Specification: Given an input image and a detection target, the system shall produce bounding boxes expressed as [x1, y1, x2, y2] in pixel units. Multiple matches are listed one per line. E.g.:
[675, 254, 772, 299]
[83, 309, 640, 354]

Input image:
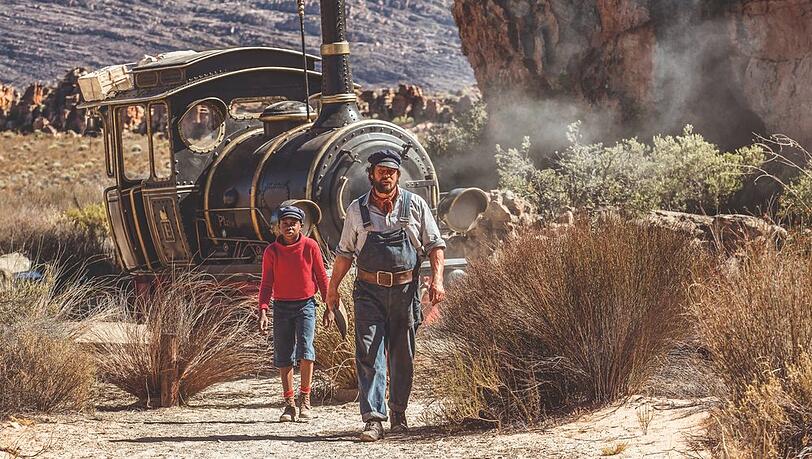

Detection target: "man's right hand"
[259, 309, 269, 334]
[325, 288, 341, 313]
[322, 307, 335, 329]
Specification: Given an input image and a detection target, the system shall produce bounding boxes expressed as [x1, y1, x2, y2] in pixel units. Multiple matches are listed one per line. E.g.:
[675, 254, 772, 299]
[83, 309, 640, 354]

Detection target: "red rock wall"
[453, 0, 812, 148]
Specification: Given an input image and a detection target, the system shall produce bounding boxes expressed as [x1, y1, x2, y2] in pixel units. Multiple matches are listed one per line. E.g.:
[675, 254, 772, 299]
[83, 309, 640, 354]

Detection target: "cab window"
[117, 104, 150, 181]
[149, 102, 172, 180]
[178, 99, 225, 153]
[229, 96, 287, 119]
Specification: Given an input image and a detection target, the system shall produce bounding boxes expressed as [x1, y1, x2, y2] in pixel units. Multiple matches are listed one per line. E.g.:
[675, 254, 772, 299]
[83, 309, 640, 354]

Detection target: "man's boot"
[359, 420, 385, 442]
[390, 411, 408, 433]
[279, 396, 297, 422]
[298, 391, 312, 421]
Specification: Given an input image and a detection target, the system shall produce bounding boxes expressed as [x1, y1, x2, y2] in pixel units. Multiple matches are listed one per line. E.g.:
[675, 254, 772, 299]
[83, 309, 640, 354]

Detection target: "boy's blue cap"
[368, 149, 401, 169]
[278, 205, 305, 222]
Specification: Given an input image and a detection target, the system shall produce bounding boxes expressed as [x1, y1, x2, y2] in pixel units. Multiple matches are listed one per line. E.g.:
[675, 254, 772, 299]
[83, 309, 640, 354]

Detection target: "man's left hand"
[429, 277, 445, 305]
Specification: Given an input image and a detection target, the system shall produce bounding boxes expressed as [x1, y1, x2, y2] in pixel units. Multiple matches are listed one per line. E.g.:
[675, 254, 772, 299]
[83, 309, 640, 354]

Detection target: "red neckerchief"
[370, 187, 398, 215]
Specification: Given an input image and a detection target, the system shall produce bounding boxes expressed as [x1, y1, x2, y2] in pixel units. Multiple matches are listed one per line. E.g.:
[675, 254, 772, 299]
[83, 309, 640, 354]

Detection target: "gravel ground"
[1, 375, 709, 459]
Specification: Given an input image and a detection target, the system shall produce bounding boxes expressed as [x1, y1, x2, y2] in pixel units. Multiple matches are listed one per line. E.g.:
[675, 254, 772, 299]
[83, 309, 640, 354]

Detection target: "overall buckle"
[376, 271, 394, 287]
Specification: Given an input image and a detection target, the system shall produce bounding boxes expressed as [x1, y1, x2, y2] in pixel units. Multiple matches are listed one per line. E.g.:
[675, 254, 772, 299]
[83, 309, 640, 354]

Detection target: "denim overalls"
[354, 190, 422, 422]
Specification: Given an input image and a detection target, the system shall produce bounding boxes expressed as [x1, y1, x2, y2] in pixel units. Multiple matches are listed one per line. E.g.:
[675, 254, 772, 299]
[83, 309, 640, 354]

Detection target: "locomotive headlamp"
[438, 188, 490, 233]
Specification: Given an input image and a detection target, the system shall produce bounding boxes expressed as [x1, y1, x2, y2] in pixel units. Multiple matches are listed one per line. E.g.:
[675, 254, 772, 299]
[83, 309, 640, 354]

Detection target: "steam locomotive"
[78, 0, 487, 285]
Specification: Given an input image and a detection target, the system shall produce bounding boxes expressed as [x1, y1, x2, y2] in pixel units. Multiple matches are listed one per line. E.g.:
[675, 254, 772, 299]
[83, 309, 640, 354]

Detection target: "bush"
[496, 123, 764, 218]
[0, 198, 117, 282]
[90, 273, 261, 406]
[0, 328, 95, 416]
[423, 101, 489, 189]
[0, 265, 102, 417]
[758, 136, 812, 224]
[428, 220, 701, 425]
[692, 242, 812, 457]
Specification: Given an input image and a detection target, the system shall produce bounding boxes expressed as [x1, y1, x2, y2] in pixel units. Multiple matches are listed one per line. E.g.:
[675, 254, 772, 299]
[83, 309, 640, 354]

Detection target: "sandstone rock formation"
[1, 68, 89, 135]
[644, 209, 787, 253]
[356, 84, 474, 123]
[445, 192, 787, 259]
[452, 0, 812, 149]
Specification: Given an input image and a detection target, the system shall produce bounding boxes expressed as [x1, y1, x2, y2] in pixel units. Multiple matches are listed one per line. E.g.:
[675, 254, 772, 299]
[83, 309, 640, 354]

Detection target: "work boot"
[390, 411, 408, 433]
[279, 396, 297, 422]
[359, 420, 385, 442]
[298, 392, 312, 421]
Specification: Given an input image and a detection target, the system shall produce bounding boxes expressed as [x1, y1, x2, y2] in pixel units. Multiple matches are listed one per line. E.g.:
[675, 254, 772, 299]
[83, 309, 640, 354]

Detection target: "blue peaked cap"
[368, 149, 401, 169]
[278, 205, 305, 222]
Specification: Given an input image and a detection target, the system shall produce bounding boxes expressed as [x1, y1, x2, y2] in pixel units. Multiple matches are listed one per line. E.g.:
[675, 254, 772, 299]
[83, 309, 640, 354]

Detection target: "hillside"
[0, 0, 474, 92]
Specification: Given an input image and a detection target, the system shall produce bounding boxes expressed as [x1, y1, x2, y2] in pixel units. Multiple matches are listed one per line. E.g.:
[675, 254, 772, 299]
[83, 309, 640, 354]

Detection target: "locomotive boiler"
[79, 0, 487, 283]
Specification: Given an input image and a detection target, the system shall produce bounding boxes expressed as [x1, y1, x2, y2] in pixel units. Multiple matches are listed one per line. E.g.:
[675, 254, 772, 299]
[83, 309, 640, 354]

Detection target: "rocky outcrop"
[452, 0, 812, 149]
[445, 193, 787, 259]
[0, 69, 474, 135]
[357, 84, 479, 123]
[644, 210, 787, 253]
[1, 68, 90, 135]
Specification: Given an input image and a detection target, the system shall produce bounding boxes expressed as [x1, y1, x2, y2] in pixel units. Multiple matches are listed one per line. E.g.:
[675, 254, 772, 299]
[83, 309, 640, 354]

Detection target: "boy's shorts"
[272, 297, 317, 368]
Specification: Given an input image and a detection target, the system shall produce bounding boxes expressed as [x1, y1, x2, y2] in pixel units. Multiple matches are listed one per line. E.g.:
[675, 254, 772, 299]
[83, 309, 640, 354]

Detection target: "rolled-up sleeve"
[335, 202, 359, 259]
[418, 197, 446, 254]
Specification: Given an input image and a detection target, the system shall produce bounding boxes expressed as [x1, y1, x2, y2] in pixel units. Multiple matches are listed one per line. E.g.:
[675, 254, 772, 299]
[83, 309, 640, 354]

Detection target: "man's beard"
[370, 177, 396, 194]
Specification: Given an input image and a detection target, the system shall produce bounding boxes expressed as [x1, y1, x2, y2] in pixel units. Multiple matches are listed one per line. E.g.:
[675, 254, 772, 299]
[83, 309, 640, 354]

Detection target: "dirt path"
[1, 375, 709, 459]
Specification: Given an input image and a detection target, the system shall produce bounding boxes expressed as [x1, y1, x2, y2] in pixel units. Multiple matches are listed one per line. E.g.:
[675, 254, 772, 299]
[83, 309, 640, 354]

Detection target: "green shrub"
[495, 136, 567, 220]
[428, 220, 701, 425]
[780, 172, 812, 223]
[64, 202, 109, 243]
[424, 101, 489, 189]
[496, 123, 764, 218]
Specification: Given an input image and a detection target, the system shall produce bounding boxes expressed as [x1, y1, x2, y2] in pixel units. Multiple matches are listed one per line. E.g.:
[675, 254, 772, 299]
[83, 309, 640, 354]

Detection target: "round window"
[179, 99, 225, 153]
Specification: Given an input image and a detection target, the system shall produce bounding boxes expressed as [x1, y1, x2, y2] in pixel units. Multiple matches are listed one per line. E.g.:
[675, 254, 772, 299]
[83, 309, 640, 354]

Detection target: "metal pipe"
[297, 0, 311, 121]
[313, 0, 361, 129]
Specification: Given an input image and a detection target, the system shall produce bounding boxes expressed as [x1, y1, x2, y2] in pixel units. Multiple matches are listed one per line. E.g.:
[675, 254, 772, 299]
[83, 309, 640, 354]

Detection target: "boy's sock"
[283, 389, 295, 400]
[299, 386, 311, 395]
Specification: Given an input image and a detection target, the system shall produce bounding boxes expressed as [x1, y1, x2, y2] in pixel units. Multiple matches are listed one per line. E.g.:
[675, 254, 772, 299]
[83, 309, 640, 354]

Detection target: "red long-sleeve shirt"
[258, 236, 329, 310]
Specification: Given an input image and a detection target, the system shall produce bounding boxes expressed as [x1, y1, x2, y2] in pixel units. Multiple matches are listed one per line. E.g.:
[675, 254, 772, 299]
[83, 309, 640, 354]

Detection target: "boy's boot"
[298, 391, 312, 421]
[280, 395, 297, 422]
[359, 420, 385, 442]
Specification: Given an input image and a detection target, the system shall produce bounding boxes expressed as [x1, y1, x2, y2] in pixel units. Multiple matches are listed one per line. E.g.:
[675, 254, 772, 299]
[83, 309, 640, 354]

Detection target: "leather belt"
[357, 268, 414, 287]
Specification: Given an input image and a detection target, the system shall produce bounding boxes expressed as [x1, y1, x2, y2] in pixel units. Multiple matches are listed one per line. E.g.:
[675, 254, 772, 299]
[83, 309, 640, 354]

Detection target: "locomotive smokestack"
[314, 0, 361, 128]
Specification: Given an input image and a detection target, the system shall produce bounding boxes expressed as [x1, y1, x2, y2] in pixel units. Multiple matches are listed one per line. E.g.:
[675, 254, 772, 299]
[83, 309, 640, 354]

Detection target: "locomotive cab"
[80, 47, 324, 277]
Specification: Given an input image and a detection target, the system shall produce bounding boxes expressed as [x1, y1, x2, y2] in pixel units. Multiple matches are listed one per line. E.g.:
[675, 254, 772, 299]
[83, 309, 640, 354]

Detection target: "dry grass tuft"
[428, 219, 702, 425]
[600, 442, 628, 456]
[692, 239, 812, 457]
[636, 402, 655, 435]
[90, 272, 262, 406]
[313, 274, 357, 394]
[0, 265, 105, 417]
[0, 328, 95, 416]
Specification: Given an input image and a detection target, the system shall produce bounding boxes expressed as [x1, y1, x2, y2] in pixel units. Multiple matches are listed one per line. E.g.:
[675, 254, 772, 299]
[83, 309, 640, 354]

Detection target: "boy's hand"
[322, 307, 335, 329]
[259, 310, 269, 334]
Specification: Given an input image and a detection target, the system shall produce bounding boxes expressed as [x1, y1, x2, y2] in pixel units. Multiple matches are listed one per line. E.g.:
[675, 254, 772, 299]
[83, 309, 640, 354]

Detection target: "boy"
[258, 205, 329, 422]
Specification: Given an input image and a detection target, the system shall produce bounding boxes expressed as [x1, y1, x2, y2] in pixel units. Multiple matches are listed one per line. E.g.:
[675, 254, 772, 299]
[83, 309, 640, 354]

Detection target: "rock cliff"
[452, 0, 812, 149]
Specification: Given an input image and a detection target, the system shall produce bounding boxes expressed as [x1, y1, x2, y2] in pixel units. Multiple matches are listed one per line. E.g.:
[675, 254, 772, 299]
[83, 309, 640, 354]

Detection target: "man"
[325, 149, 446, 442]
[258, 205, 329, 422]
